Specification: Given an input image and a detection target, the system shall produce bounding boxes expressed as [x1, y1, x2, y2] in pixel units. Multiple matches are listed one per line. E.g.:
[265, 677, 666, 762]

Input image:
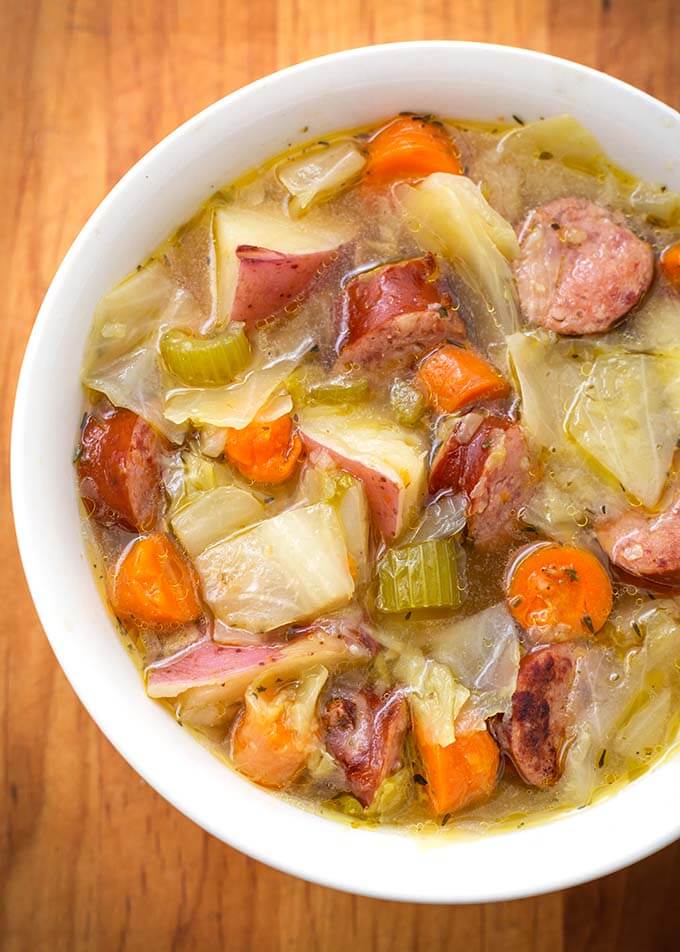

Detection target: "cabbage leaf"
[566, 352, 680, 507]
[171, 486, 265, 557]
[397, 173, 520, 363]
[497, 115, 607, 176]
[394, 648, 469, 747]
[278, 141, 366, 213]
[195, 503, 355, 632]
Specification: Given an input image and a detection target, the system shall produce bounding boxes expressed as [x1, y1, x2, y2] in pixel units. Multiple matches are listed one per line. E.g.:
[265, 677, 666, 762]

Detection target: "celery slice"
[287, 366, 369, 405]
[160, 323, 250, 386]
[308, 377, 369, 404]
[390, 379, 426, 426]
[377, 539, 461, 612]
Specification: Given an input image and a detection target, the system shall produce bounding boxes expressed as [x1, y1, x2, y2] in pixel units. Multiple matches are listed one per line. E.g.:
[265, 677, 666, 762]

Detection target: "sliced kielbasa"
[336, 253, 465, 369]
[514, 197, 654, 335]
[77, 407, 163, 532]
[597, 494, 680, 590]
[429, 415, 533, 547]
[500, 643, 583, 788]
[322, 686, 409, 806]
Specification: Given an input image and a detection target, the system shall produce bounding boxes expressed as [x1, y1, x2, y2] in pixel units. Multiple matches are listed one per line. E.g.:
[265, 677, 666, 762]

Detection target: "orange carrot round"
[416, 728, 500, 816]
[418, 344, 510, 413]
[364, 116, 463, 188]
[111, 533, 201, 627]
[507, 543, 613, 637]
[225, 414, 303, 485]
[661, 241, 680, 289]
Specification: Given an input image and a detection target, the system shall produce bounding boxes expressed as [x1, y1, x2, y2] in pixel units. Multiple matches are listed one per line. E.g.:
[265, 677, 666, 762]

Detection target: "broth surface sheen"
[76, 113, 680, 833]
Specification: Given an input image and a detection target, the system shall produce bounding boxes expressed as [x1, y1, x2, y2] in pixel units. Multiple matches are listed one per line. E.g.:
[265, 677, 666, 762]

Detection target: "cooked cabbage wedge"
[507, 331, 583, 450]
[195, 503, 355, 632]
[329, 767, 413, 822]
[394, 649, 469, 747]
[171, 486, 265, 557]
[287, 365, 369, 405]
[278, 141, 366, 214]
[164, 349, 304, 429]
[611, 688, 672, 763]
[82, 261, 203, 442]
[629, 181, 680, 227]
[377, 539, 462, 613]
[83, 261, 177, 365]
[424, 604, 520, 730]
[600, 292, 680, 356]
[566, 353, 680, 507]
[160, 324, 250, 387]
[497, 115, 607, 176]
[397, 173, 520, 363]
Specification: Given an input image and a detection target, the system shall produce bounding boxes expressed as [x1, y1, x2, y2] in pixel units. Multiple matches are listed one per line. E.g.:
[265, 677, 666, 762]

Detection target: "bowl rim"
[11, 40, 680, 904]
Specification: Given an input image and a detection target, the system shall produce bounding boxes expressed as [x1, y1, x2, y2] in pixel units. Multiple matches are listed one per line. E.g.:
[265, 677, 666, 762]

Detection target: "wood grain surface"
[2, 1, 680, 949]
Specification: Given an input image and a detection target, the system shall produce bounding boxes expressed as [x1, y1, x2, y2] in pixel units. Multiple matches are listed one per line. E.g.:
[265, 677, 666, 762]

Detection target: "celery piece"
[160, 323, 250, 386]
[377, 539, 461, 612]
[308, 376, 369, 404]
[287, 366, 369, 406]
[390, 379, 426, 426]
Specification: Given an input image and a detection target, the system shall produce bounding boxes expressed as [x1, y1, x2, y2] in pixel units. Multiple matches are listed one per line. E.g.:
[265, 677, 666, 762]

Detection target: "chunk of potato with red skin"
[77, 407, 164, 532]
[230, 245, 339, 327]
[336, 254, 465, 369]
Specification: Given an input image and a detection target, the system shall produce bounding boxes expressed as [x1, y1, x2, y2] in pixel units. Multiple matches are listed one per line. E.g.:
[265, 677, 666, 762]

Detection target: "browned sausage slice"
[77, 407, 163, 532]
[500, 643, 583, 788]
[336, 254, 465, 369]
[430, 415, 533, 546]
[322, 686, 409, 806]
[514, 197, 653, 335]
[597, 494, 680, 589]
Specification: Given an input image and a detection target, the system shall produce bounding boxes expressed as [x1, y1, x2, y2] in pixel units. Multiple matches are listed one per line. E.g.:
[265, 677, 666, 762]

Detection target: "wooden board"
[2, 1, 680, 949]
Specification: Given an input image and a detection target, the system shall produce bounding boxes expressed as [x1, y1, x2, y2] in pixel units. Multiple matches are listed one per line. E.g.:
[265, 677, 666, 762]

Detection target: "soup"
[75, 113, 680, 831]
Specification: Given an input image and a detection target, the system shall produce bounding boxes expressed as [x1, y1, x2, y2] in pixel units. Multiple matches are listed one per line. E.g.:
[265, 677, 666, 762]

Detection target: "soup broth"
[76, 113, 680, 832]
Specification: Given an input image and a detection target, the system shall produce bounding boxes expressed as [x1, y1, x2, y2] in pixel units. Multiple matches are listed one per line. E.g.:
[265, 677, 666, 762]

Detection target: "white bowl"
[12, 41, 680, 903]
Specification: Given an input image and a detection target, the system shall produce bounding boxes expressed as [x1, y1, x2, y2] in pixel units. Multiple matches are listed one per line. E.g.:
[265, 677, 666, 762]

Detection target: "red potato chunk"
[336, 253, 465, 369]
[298, 408, 427, 540]
[230, 245, 338, 327]
[514, 197, 654, 335]
[322, 686, 409, 806]
[146, 622, 376, 701]
[77, 407, 163, 533]
[430, 415, 533, 547]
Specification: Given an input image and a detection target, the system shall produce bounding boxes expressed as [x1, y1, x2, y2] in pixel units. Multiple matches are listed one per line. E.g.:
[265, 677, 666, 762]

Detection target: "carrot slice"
[418, 344, 510, 413]
[364, 116, 462, 188]
[112, 533, 201, 627]
[225, 414, 303, 485]
[661, 241, 680, 289]
[231, 692, 309, 789]
[507, 543, 613, 637]
[416, 727, 500, 816]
